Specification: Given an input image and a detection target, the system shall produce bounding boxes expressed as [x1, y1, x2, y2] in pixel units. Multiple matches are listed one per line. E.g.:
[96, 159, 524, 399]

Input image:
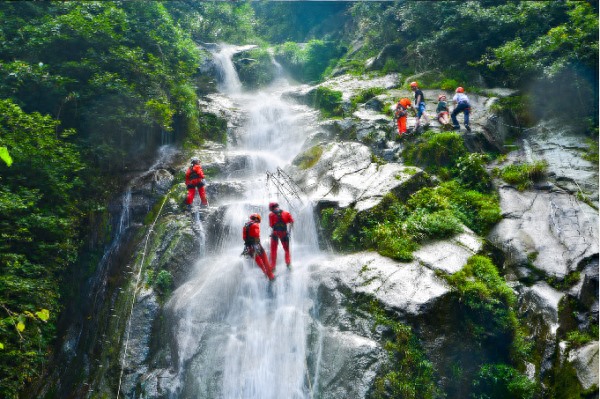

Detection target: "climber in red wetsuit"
[242, 213, 275, 280]
[185, 157, 208, 210]
[268, 202, 294, 270]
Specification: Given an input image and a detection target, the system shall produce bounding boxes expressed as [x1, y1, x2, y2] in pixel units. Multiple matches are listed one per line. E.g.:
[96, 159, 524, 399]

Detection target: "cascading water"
[163, 45, 324, 398]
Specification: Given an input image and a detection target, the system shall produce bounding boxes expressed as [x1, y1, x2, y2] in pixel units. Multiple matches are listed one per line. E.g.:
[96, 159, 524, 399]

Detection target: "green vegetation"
[293, 145, 324, 170]
[350, 87, 387, 110]
[404, 131, 468, 172]
[309, 86, 344, 118]
[471, 363, 537, 399]
[320, 180, 500, 261]
[493, 161, 548, 190]
[274, 40, 345, 83]
[0, 100, 83, 396]
[234, 47, 276, 89]
[348, 293, 441, 399]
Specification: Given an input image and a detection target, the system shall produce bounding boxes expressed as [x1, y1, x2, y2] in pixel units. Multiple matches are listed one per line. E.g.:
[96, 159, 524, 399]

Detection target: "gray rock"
[414, 228, 483, 274]
[488, 188, 598, 278]
[568, 341, 599, 390]
[315, 252, 450, 316]
[291, 142, 429, 210]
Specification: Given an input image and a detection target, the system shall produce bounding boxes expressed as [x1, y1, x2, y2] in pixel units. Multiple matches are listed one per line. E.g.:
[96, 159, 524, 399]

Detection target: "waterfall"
[211, 44, 244, 95]
[164, 45, 323, 398]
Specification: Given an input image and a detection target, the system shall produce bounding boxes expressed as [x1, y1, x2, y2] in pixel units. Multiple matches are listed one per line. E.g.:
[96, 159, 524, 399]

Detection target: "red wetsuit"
[243, 221, 274, 280]
[185, 164, 208, 206]
[269, 209, 294, 268]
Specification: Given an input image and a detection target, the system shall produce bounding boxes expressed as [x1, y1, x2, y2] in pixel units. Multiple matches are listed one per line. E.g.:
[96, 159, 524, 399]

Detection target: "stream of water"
[165, 44, 324, 399]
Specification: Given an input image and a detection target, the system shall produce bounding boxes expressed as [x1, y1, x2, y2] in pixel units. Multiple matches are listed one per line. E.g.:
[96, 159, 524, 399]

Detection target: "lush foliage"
[308, 86, 344, 118]
[404, 131, 468, 171]
[343, 1, 598, 125]
[274, 40, 345, 83]
[0, 100, 83, 396]
[471, 363, 537, 399]
[320, 179, 500, 261]
[493, 161, 548, 190]
[234, 47, 276, 89]
[349, 294, 441, 399]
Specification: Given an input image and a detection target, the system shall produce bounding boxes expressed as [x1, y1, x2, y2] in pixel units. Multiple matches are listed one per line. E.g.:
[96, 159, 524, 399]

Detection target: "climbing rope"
[116, 191, 171, 398]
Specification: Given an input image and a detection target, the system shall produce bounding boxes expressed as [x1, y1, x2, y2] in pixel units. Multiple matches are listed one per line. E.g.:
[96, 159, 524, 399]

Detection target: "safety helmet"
[250, 213, 261, 223]
[269, 202, 279, 211]
[190, 156, 200, 164]
[410, 81, 418, 88]
[399, 98, 411, 108]
[438, 94, 446, 101]
[455, 87, 464, 93]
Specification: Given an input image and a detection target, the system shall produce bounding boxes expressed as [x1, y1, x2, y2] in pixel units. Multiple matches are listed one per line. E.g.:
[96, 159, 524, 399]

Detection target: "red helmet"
[249, 213, 261, 223]
[399, 98, 411, 108]
[438, 94, 446, 101]
[269, 202, 279, 211]
[410, 81, 418, 88]
[455, 87, 464, 93]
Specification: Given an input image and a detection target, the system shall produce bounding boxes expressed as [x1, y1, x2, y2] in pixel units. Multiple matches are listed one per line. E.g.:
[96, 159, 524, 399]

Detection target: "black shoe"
[286, 263, 291, 270]
[465, 124, 471, 132]
[453, 126, 460, 130]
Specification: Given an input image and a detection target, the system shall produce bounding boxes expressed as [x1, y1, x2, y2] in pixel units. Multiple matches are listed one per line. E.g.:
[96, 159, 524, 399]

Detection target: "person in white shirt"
[451, 87, 471, 131]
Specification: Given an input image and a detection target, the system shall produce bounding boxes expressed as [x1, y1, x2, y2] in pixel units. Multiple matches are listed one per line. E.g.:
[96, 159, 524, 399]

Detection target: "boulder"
[488, 187, 598, 278]
[568, 341, 599, 391]
[315, 252, 450, 316]
[291, 142, 429, 210]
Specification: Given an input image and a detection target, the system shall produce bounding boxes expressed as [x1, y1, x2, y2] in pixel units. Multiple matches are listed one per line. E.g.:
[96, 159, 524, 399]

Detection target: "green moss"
[184, 112, 228, 148]
[234, 47, 276, 89]
[582, 138, 599, 164]
[471, 363, 538, 399]
[494, 161, 548, 190]
[293, 145, 324, 170]
[403, 131, 468, 171]
[347, 293, 442, 399]
[350, 87, 386, 111]
[310, 86, 344, 117]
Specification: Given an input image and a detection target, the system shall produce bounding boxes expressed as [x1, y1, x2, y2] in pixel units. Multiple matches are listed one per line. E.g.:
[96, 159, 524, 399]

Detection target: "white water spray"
[164, 44, 324, 398]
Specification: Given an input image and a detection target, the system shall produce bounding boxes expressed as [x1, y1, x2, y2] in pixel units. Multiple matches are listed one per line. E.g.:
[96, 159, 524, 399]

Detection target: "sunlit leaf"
[35, 309, 50, 321]
[0, 342, 4, 349]
[0, 146, 13, 167]
[17, 321, 25, 332]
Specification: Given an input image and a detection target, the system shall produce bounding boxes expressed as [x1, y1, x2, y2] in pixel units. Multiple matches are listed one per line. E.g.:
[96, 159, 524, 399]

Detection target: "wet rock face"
[568, 341, 599, 391]
[290, 141, 430, 211]
[488, 188, 598, 278]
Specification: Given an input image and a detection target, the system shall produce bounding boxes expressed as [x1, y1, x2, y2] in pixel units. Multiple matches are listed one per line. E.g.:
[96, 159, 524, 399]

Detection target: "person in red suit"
[185, 157, 208, 209]
[268, 202, 294, 270]
[242, 213, 275, 280]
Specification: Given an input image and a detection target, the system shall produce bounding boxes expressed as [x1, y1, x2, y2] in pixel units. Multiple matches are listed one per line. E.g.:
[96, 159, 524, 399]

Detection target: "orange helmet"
[249, 213, 261, 223]
[410, 81, 418, 88]
[269, 202, 279, 211]
[455, 87, 464, 93]
[399, 98, 411, 108]
[438, 95, 446, 101]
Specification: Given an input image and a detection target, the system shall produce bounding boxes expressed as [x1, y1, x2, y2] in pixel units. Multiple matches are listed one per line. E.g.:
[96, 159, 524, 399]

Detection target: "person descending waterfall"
[242, 213, 275, 281]
[268, 202, 294, 270]
[185, 157, 208, 211]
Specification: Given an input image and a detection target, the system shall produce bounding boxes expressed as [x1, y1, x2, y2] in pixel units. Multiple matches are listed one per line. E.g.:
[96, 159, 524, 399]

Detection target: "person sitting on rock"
[268, 202, 294, 270]
[436, 94, 452, 129]
[242, 213, 275, 281]
[451, 87, 471, 131]
[394, 98, 413, 136]
[185, 156, 208, 211]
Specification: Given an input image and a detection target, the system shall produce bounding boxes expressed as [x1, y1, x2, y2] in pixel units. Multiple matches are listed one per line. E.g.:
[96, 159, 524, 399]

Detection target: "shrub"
[310, 86, 343, 117]
[472, 364, 538, 399]
[154, 269, 173, 295]
[495, 161, 547, 190]
[350, 87, 386, 109]
[234, 47, 276, 89]
[403, 131, 467, 170]
[455, 153, 493, 192]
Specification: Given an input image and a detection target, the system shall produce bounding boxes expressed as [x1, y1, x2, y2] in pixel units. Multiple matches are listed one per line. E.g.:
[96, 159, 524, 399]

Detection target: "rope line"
[116, 192, 171, 398]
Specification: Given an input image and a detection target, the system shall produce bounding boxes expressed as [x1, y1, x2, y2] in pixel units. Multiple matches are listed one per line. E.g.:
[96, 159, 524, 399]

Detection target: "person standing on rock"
[451, 87, 471, 131]
[185, 156, 208, 211]
[410, 81, 430, 130]
[243, 213, 275, 281]
[394, 98, 413, 136]
[268, 202, 294, 270]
